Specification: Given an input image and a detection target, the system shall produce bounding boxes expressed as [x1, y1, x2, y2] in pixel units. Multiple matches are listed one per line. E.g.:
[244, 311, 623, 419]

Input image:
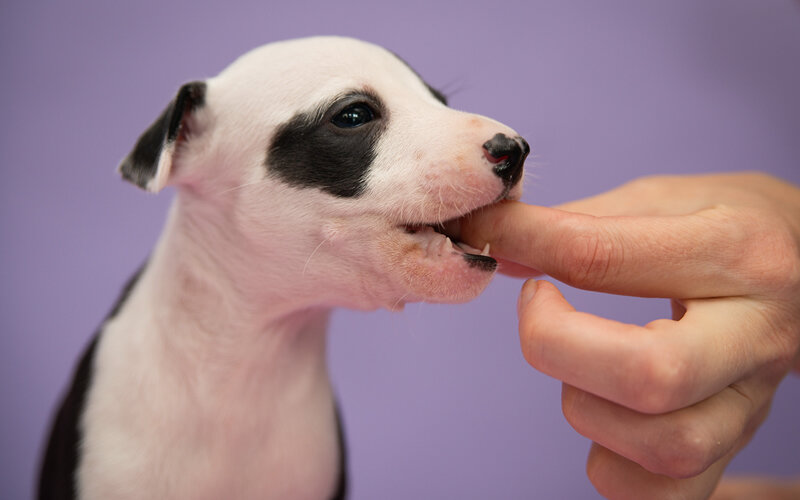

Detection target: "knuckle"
[585, 458, 610, 498]
[757, 224, 800, 293]
[626, 345, 690, 414]
[649, 421, 717, 478]
[586, 443, 704, 500]
[708, 206, 800, 294]
[556, 222, 618, 289]
[585, 447, 654, 500]
[585, 448, 620, 500]
[743, 223, 800, 292]
[561, 385, 587, 432]
[754, 317, 800, 377]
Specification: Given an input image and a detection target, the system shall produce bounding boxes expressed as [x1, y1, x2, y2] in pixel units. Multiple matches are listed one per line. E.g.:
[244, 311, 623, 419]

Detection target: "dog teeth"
[414, 225, 485, 259]
[425, 233, 450, 256]
[443, 236, 454, 255]
[455, 241, 484, 255]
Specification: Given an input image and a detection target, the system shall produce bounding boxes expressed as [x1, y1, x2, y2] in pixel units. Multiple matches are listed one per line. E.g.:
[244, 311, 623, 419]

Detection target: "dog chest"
[75, 285, 342, 499]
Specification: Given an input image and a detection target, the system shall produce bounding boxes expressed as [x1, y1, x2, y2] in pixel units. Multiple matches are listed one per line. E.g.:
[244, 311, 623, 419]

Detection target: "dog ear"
[118, 81, 206, 193]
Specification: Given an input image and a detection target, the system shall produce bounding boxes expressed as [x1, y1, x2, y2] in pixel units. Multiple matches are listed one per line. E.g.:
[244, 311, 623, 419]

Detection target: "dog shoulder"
[37, 264, 148, 499]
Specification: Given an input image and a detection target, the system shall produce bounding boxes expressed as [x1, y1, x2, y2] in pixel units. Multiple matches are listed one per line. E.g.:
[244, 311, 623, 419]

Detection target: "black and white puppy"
[39, 36, 528, 500]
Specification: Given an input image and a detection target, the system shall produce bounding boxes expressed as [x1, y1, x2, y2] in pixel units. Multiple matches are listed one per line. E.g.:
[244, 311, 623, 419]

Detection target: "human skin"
[457, 172, 800, 499]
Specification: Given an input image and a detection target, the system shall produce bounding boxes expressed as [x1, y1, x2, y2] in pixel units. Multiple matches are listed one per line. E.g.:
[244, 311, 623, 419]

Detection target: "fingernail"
[517, 280, 538, 318]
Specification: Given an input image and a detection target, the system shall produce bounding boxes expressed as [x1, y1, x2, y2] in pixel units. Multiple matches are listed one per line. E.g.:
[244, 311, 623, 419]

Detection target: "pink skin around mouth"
[393, 223, 496, 303]
[401, 224, 489, 259]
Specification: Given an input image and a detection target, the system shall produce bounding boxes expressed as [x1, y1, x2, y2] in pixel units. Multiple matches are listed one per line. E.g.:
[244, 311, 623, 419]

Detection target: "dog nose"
[482, 133, 529, 187]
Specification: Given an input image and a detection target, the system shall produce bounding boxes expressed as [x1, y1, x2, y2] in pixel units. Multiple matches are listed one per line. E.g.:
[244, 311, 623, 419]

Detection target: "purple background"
[2, 1, 799, 498]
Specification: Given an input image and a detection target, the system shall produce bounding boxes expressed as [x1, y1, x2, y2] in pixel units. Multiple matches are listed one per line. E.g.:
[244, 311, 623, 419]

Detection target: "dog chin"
[376, 223, 497, 307]
[375, 189, 524, 307]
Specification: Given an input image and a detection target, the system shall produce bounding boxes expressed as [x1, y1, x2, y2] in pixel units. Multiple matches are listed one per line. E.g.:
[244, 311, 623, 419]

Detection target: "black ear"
[118, 81, 206, 192]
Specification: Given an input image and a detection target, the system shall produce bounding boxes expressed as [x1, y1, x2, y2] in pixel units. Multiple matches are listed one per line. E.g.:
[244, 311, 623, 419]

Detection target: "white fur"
[78, 37, 524, 499]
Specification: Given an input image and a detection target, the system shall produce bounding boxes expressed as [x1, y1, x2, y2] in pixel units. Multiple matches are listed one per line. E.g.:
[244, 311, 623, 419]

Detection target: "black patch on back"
[267, 90, 388, 198]
[118, 81, 206, 190]
[37, 263, 147, 500]
[330, 402, 348, 500]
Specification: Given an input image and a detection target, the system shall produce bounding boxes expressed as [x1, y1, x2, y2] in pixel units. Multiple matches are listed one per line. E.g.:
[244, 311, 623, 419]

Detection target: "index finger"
[460, 201, 765, 298]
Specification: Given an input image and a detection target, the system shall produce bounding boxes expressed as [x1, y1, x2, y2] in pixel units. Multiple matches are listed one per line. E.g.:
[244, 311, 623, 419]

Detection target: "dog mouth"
[400, 215, 497, 272]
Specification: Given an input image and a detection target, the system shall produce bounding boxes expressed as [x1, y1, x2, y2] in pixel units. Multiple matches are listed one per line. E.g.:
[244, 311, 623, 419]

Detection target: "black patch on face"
[463, 253, 498, 272]
[119, 81, 206, 190]
[267, 90, 388, 198]
[38, 263, 147, 500]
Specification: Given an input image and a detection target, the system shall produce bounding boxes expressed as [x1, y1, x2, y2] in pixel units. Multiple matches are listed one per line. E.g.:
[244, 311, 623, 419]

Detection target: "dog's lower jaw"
[312, 215, 498, 311]
[393, 247, 496, 305]
[371, 224, 497, 306]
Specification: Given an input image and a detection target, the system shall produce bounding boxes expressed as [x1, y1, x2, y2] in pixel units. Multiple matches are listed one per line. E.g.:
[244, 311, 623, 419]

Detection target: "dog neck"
[132, 191, 334, 398]
[79, 191, 342, 498]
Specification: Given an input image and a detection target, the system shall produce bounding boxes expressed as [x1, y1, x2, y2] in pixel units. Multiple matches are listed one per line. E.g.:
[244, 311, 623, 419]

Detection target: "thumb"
[516, 280, 578, 371]
[517, 279, 575, 322]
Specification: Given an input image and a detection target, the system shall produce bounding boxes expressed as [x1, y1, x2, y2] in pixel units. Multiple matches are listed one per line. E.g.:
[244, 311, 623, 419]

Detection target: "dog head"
[119, 37, 528, 312]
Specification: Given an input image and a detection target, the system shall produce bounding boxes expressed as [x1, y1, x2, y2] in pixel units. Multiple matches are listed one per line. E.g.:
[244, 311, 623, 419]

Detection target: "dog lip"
[399, 216, 495, 267]
[398, 201, 490, 240]
[462, 253, 498, 271]
[397, 199, 494, 247]
[395, 194, 508, 270]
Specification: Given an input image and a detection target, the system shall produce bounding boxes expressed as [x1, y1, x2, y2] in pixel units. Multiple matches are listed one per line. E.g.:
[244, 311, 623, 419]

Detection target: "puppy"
[39, 36, 528, 500]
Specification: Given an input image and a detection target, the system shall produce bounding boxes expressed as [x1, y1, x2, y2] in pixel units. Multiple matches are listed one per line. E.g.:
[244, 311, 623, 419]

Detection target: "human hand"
[458, 172, 800, 499]
[710, 476, 800, 499]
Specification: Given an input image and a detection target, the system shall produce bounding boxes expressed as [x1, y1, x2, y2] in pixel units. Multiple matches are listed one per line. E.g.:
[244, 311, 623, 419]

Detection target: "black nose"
[482, 133, 530, 188]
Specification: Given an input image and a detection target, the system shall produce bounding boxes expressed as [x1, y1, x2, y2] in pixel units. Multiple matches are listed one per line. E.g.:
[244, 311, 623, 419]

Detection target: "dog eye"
[331, 103, 375, 128]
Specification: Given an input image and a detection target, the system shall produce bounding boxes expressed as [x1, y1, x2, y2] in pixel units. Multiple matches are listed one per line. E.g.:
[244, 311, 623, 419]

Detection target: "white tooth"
[481, 243, 491, 256]
[443, 236, 453, 255]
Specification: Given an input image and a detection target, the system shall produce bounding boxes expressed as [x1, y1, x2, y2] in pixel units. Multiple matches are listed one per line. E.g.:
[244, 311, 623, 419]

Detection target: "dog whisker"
[302, 233, 334, 276]
[216, 179, 264, 196]
[439, 77, 468, 100]
[391, 292, 410, 311]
